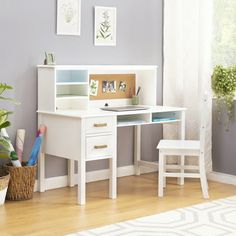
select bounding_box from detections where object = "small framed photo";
[44,52,56,65]
[57,0,81,35]
[94,6,117,46]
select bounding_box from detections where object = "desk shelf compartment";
[152,112,180,124]
[56,83,89,110]
[56,96,89,110]
[57,84,88,96]
[55,70,89,110]
[117,114,151,127]
[56,70,88,83]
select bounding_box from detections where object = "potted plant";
[0,83,17,204]
[211,65,236,130]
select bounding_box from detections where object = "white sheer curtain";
[163,0,213,172]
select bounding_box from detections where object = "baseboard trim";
[207,171,236,186]
[35,169,236,192]
[35,165,155,191]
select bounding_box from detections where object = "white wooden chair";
[157,95,209,199]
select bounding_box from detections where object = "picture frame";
[57,0,81,36]
[44,52,56,65]
[94,6,117,46]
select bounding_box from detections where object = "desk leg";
[68,160,75,187]
[178,110,185,185]
[78,159,86,205]
[109,157,117,199]
[38,152,46,192]
[109,117,117,199]
[78,120,86,205]
[38,114,46,192]
[134,125,141,175]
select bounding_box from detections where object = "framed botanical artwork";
[94,6,117,46]
[57,0,81,35]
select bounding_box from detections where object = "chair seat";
[157,139,200,151]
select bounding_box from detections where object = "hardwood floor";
[1,173,236,236]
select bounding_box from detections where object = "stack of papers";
[152,117,176,122]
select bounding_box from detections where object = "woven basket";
[0,168,10,191]
[0,168,10,205]
[5,163,37,201]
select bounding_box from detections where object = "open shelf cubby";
[152,112,180,123]
[117,114,151,127]
[56,70,88,83]
[56,84,88,97]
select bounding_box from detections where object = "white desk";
[38,106,186,205]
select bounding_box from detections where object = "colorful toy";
[27,125,46,166]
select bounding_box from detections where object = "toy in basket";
[5,125,46,201]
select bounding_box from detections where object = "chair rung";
[165,165,199,170]
[137,162,199,171]
[164,173,201,178]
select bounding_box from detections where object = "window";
[212,0,236,67]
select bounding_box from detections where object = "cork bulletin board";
[89,74,136,100]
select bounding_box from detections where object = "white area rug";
[67,196,236,236]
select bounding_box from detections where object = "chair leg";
[163,155,166,188]
[199,155,209,199]
[177,155,185,185]
[158,152,164,197]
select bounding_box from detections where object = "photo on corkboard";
[102,81,116,93]
[119,81,126,92]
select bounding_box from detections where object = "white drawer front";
[86,135,113,160]
[85,116,115,134]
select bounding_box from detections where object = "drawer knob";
[94,123,107,127]
[94,145,108,149]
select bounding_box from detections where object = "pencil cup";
[132,95,139,105]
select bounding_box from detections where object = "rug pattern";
[67,196,236,236]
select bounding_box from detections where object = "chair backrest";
[199,93,208,155]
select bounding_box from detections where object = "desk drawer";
[85,116,115,134]
[86,135,113,160]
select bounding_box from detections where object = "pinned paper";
[90,80,99,96]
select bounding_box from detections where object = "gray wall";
[212,101,236,175]
[0,0,163,178]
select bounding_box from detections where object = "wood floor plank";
[1,173,236,236]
